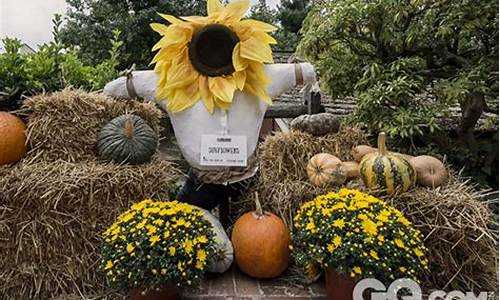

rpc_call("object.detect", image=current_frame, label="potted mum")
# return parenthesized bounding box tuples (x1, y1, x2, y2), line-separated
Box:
(100, 199, 217, 300)
(292, 188, 428, 300)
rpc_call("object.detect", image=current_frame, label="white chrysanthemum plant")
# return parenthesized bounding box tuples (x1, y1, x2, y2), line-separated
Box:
(104, 0, 316, 183)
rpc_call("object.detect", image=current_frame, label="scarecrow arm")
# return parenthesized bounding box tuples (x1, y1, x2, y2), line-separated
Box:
(103, 63, 316, 107)
(264, 63, 316, 100)
(104, 70, 163, 105)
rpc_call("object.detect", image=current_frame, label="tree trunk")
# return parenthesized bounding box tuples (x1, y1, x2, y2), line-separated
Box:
(457, 92, 487, 156)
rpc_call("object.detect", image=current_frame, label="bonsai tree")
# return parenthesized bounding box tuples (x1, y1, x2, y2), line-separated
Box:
(298, 0, 498, 149)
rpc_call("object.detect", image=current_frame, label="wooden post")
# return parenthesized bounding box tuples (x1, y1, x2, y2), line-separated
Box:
(309, 83, 323, 114)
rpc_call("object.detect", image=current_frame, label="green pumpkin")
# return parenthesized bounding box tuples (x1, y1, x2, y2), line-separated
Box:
(97, 114, 157, 165)
(359, 132, 415, 195)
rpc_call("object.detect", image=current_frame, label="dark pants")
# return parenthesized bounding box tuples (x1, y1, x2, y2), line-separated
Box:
(176, 171, 248, 210)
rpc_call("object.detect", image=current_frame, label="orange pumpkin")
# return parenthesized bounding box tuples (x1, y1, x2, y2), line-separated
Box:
(231, 193, 290, 279)
(0, 112, 27, 165)
(307, 153, 345, 187)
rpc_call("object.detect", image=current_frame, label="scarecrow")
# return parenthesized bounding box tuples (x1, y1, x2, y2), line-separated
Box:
(104, 0, 317, 210)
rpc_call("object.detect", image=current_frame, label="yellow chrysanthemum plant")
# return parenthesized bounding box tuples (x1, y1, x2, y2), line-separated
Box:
(100, 200, 217, 292)
(150, 0, 277, 113)
(292, 189, 429, 284)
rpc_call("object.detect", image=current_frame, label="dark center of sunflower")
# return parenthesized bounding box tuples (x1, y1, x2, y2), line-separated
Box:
(188, 24, 239, 77)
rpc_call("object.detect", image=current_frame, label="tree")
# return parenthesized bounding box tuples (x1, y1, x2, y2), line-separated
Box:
(248, 0, 303, 52)
(60, 0, 206, 69)
(277, 0, 311, 34)
(248, 0, 278, 25)
(298, 0, 498, 146)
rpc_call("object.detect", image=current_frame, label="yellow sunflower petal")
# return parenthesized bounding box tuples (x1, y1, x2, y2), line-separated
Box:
(151, 26, 192, 51)
(151, 51, 163, 65)
(231, 23, 253, 41)
(231, 43, 248, 72)
(155, 61, 171, 87)
(202, 96, 215, 114)
(157, 83, 172, 101)
(233, 71, 246, 90)
(157, 87, 169, 101)
(150, 23, 170, 35)
(166, 62, 199, 89)
(152, 40, 185, 57)
(247, 60, 272, 84)
(171, 47, 189, 64)
(245, 80, 272, 104)
(207, 0, 224, 15)
(180, 16, 208, 24)
(237, 19, 278, 32)
(207, 12, 221, 22)
(209, 76, 236, 103)
(252, 30, 277, 45)
(168, 82, 200, 112)
(166, 24, 193, 42)
(240, 37, 274, 63)
(218, 0, 250, 23)
(166, 91, 189, 112)
(214, 98, 231, 110)
(151, 37, 168, 51)
(158, 13, 184, 25)
(199, 76, 215, 114)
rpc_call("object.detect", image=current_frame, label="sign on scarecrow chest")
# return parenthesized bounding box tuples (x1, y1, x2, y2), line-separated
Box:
(200, 134, 247, 167)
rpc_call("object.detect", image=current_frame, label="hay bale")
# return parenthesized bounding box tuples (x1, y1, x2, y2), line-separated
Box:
(0, 157, 182, 300)
(384, 175, 498, 292)
(259, 127, 368, 189)
(23, 88, 162, 163)
(236, 128, 498, 292)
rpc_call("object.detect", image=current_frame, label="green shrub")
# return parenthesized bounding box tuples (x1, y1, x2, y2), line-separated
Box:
(0, 15, 123, 110)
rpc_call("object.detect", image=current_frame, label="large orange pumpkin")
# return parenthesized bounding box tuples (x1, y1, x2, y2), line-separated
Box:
(231, 193, 290, 279)
(0, 112, 27, 165)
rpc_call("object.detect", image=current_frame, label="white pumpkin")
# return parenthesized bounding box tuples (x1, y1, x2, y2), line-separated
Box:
(198, 208, 233, 273)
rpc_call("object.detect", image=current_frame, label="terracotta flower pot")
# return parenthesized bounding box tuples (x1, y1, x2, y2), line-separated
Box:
(128, 288, 179, 300)
(325, 267, 357, 300)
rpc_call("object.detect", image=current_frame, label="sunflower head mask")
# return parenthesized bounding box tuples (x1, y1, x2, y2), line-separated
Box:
(150, 0, 278, 114)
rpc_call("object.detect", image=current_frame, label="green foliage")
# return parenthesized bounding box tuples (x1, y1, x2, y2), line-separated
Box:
(249, 0, 302, 52)
(272, 29, 301, 52)
(299, 0, 498, 139)
(277, 0, 311, 33)
(0, 14, 123, 110)
(249, 0, 278, 24)
(354, 58, 444, 138)
(60, 0, 206, 69)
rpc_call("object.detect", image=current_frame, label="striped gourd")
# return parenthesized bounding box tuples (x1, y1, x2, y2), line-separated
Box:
(359, 132, 415, 195)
